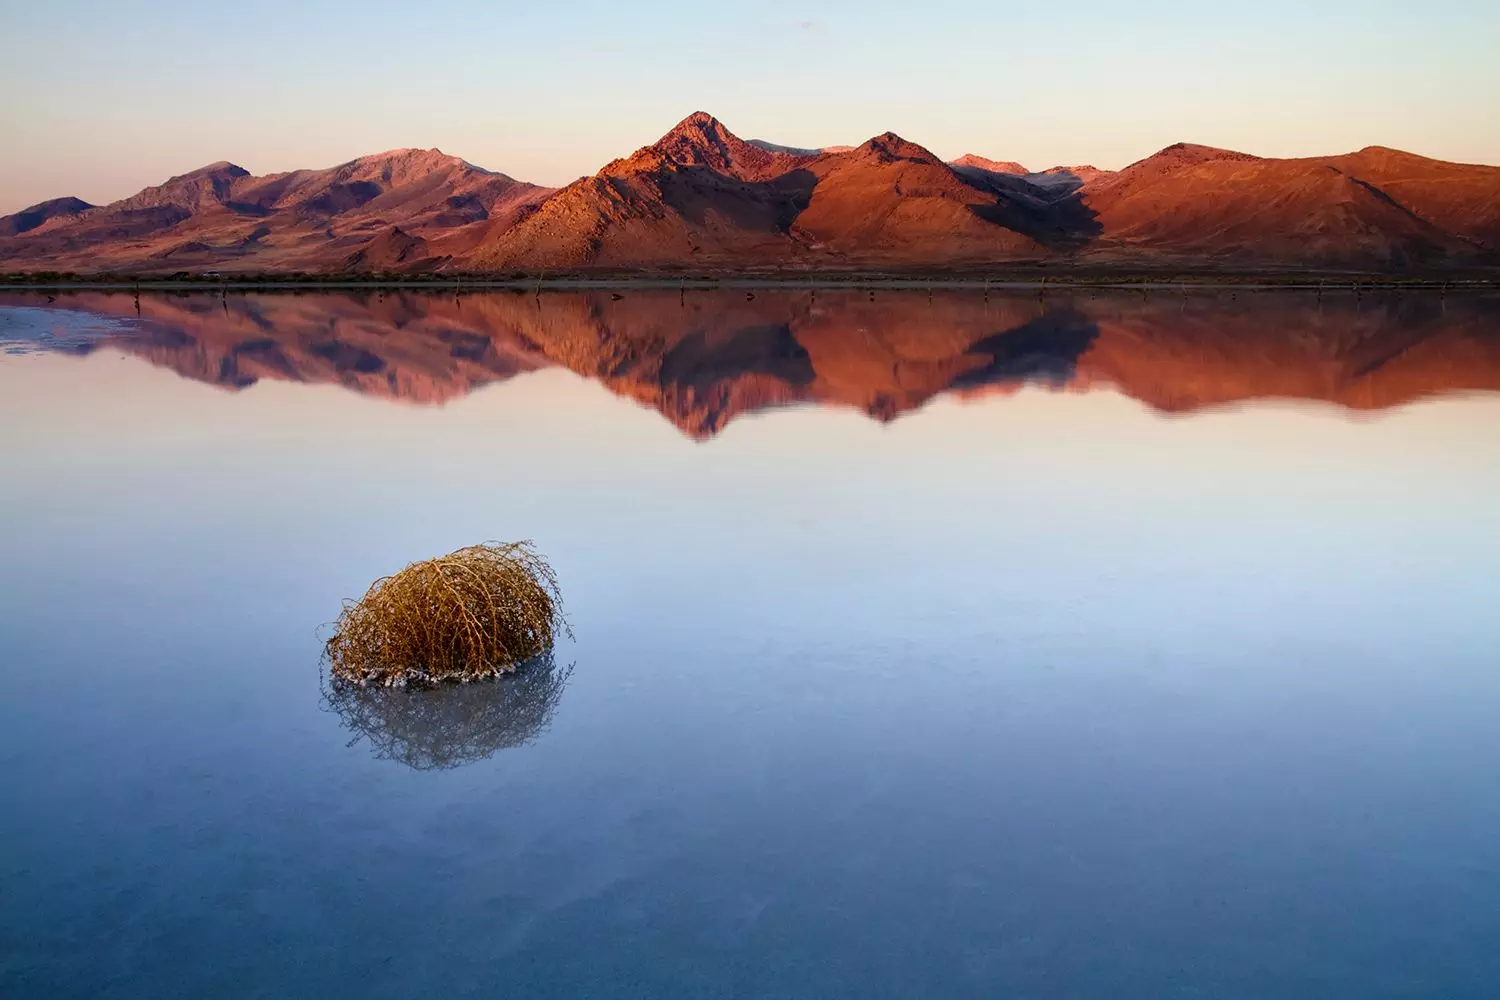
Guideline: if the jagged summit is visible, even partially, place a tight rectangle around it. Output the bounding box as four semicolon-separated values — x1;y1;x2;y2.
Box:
1132;142;1261;171
951;153;1028;175
107;161;250;214
662;110;721;135
855;132;942;163
1040;165;1108;182
153;161;250;185
646;111;811;181
186;160;249;176
1345;144;1451;166
346;147;491;174
749;139;826;156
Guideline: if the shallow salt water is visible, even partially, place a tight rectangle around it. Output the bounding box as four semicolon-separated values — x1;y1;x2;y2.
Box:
1;289;1498;999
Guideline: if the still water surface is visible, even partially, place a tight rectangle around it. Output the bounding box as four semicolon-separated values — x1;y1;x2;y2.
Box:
1;290;1498;998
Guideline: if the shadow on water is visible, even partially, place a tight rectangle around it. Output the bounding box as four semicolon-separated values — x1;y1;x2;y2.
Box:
657;321;816;393
321;652;574;770
951;310;1099;390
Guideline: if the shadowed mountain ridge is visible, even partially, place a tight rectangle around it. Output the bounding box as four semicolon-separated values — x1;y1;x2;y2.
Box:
7;112;1497;274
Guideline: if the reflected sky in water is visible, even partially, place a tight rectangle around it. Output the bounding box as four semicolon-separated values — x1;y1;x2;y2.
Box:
1;293;1499;999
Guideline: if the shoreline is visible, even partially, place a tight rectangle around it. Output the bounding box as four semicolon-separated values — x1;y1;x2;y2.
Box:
2;269;1498;293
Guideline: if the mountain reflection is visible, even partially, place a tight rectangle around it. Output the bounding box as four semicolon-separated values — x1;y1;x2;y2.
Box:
5;287;1499;436
323;653;573;770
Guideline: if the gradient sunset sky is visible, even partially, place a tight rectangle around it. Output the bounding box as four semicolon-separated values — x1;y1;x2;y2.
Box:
2;0;1497;213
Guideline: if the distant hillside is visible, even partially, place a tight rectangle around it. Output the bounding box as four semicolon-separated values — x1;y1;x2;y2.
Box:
3;114;1498;275
0;149;552;274
0;196;95;237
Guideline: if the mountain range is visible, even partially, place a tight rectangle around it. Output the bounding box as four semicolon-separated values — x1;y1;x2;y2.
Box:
5;288;1497;436
3;112;1499;275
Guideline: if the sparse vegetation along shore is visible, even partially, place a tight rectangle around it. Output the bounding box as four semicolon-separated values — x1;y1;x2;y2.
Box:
2;268;1496;291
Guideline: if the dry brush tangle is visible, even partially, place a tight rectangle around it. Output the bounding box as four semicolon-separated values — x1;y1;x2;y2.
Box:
325;541;570;687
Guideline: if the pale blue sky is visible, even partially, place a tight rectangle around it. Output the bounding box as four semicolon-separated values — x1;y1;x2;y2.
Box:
2;0;1497;213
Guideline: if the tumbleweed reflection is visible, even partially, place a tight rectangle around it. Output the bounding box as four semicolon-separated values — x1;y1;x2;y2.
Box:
322;652;574;770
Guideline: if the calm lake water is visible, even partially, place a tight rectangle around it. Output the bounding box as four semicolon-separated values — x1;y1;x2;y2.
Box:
2;288;1498;999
